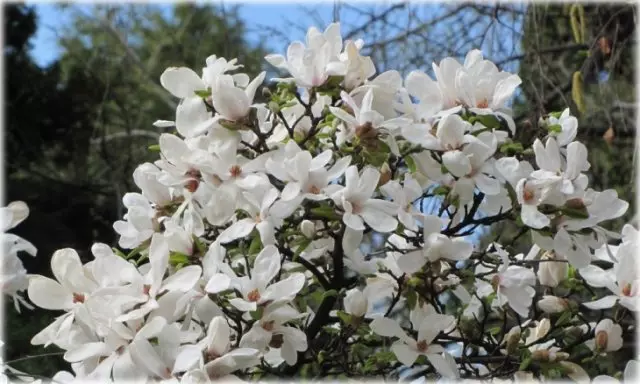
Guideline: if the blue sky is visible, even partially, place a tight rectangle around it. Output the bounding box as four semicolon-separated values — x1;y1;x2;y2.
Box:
27;2;337;67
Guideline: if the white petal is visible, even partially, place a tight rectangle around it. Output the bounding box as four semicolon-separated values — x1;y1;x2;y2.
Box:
583;295;618;310
205;273;232;294
262;273;306;302
218;218;256;244
160;67;203;98
27;277;72;310
391;341;419;367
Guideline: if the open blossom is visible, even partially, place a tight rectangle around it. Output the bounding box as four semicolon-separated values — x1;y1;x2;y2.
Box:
585;319;623;353
228;245;305;312
490;244;536;317
331;165;398;233
580;239;639;311
370;314;458;377
330;89;410;151
397;215;473;273
265;23;345;88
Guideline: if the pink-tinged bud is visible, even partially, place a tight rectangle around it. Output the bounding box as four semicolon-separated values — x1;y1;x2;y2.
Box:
537;295;569;314
537;251;568;287
343;288;368;317
300;220;315;239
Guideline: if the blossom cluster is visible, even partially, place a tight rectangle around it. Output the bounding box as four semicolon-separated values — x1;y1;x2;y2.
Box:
3;22;637;383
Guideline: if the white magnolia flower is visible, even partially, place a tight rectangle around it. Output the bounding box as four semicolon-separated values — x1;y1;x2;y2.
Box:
397;215;472;273
173;316;260;379
380;174;424;232
330;89;410;152
265;141;350;202
491;245;536;317
340;39;376;91
432;49;521;132
331;165;398;233
343;288;368;317
543;108;578;147
217;187;297;246
585;319;623;353
228;245;305;312
240;303;307;365
370;314;456;376
265;23;345;88
211;72;265;122
531;137;589;195
27;248;98;313
580;240;639;311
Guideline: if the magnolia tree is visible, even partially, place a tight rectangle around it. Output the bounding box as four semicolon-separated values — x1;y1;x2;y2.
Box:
2;23;638;383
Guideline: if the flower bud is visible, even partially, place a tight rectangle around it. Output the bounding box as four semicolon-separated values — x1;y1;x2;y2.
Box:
378;163;392;187
300;220;315;239
344;288;368;317
537;251;567;287
595;331;608;351
505;328;521;355
537;295;569;314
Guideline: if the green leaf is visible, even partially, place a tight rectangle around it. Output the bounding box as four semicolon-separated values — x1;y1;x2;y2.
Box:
250;306;264;320
561;206;589;219
194;89;212;98
433;185;450;196
405;155;417;173
248;232;263;255
336;310;352;325
112;248;127;258
406;289;417;310
148;144;160;152
310;206;341;221
499;142;524;155
469;114;501;130
519;357;532;371
555;311;572;327
363;148;389;167
169;252;190;266
293;237;312;260
547;124;563;134
323;289;338;300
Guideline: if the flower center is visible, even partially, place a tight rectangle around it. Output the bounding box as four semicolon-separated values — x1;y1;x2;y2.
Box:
308;185;321;194
247;289;261;302
622;283;633;297
262;320;275;332
491;275;501;291
269;334;284;348
143;284;151;296
204;348;221;363
72;293;85;303
184;169;201;193
355;121;377;140
523;188;535;203
595;330;608;350
351;202;363;214
229;165;242;178
416;340;428;352
477;99;489;109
